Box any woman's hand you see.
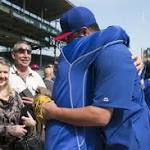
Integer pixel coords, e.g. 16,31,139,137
132,55,144,71
7,125,27,138
21,111,36,127
22,97,33,105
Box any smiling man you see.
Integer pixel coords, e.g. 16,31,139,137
9,41,45,96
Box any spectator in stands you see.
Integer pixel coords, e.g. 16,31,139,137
42,7,150,150
0,57,35,150
9,41,46,104
43,64,55,94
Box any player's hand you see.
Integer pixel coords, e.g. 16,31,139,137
42,101,58,120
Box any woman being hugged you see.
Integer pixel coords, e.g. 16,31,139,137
0,57,35,150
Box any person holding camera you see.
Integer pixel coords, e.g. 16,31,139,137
9,41,45,149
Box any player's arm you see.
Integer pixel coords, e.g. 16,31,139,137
42,102,113,126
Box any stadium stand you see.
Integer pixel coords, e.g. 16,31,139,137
0,0,73,66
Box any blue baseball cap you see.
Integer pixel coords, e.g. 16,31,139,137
54,6,97,41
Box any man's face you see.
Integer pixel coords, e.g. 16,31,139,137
12,43,32,68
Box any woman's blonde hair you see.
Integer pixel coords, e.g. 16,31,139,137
0,57,15,97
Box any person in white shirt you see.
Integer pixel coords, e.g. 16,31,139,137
9,41,46,104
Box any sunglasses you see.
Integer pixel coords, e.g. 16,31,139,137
14,48,32,54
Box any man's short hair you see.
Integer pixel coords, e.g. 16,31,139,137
12,41,31,52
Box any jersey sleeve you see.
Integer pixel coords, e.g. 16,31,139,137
92,44,139,110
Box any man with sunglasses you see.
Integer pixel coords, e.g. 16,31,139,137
9,41,46,104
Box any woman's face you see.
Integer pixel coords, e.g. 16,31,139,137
0,64,9,88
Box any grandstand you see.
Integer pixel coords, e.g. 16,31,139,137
0,0,73,66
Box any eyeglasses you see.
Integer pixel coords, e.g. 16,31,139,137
14,48,32,54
